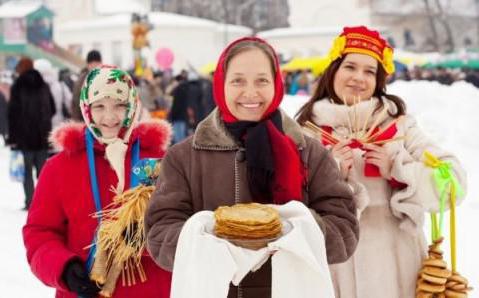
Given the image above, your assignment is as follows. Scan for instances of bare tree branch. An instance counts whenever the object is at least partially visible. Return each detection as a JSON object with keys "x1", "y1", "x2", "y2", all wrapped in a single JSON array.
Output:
[
  {"x1": 434, "y1": 0, "x2": 455, "y2": 52},
  {"x1": 423, "y1": 0, "x2": 440, "y2": 51}
]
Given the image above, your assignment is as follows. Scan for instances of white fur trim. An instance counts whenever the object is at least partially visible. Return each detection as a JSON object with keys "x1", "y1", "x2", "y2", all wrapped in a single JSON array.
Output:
[{"x1": 311, "y1": 97, "x2": 394, "y2": 130}]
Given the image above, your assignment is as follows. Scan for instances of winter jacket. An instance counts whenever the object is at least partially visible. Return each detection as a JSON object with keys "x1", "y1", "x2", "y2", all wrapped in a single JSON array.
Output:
[
  {"x1": 145, "y1": 108, "x2": 359, "y2": 298},
  {"x1": 70, "y1": 68, "x2": 88, "y2": 122},
  {"x1": 7, "y1": 69, "x2": 55, "y2": 150},
  {"x1": 168, "y1": 81, "x2": 192, "y2": 122},
  {"x1": 310, "y1": 98, "x2": 467, "y2": 298},
  {"x1": 48, "y1": 80, "x2": 72, "y2": 129},
  {"x1": 0, "y1": 90, "x2": 7, "y2": 137},
  {"x1": 23, "y1": 120, "x2": 173, "y2": 298}
]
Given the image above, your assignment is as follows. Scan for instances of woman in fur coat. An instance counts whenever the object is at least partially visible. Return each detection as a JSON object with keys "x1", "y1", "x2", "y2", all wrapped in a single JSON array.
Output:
[
  {"x1": 296, "y1": 26, "x2": 467, "y2": 298},
  {"x1": 23, "y1": 65, "x2": 172, "y2": 298}
]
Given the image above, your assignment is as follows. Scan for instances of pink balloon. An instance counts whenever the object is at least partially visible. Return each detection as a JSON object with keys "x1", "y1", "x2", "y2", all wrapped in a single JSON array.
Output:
[{"x1": 155, "y1": 48, "x2": 174, "y2": 70}]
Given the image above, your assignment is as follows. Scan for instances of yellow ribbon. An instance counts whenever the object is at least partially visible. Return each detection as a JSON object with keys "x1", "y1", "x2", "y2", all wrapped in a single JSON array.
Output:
[
  {"x1": 450, "y1": 183, "x2": 457, "y2": 271},
  {"x1": 423, "y1": 151, "x2": 463, "y2": 271}
]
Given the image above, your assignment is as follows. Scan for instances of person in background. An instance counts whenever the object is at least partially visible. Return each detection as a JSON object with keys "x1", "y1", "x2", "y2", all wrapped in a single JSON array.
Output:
[
  {"x1": 23, "y1": 65, "x2": 172, "y2": 298},
  {"x1": 200, "y1": 71, "x2": 215, "y2": 117},
  {"x1": 0, "y1": 73, "x2": 9, "y2": 143},
  {"x1": 59, "y1": 68, "x2": 75, "y2": 91},
  {"x1": 296, "y1": 26, "x2": 467, "y2": 298},
  {"x1": 167, "y1": 74, "x2": 191, "y2": 144},
  {"x1": 71, "y1": 50, "x2": 102, "y2": 121},
  {"x1": 145, "y1": 37, "x2": 359, "y2": 298},
  {"x1": 0, "y1": 70, "x2": 12, "y2": 100},
  {"x1": 137, "y1": 74, "x2": 162, "y2": 112},
  {"x1": 34, "y1": 59, "x2": 73, "y2": 141},
  {"x1": 187, "y1": 71, "x2": 215, "y2": 125},
  {"x1": 0, "y1": 70, "x2": 12, "y2": 143},
  {"x1": 152, "y1": 71, "x2": 171, "y2": 113},
  {"x1": 7, "y1": 56, "x2": 55, "y2": 210},
  {"x1": 0, "y1": 89, "x2": 7, "y2": 144}
]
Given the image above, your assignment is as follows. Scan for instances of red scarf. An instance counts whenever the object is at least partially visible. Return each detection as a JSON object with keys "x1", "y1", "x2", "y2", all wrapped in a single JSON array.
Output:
[{"x1": 213, "y1": 37, "x2": 305, "y2": 204}]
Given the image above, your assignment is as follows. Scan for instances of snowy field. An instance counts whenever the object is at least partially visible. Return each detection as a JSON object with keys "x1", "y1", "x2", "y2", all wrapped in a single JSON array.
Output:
[{"x1": 1, "y1": 80, "x2": 478, "y2": 297}]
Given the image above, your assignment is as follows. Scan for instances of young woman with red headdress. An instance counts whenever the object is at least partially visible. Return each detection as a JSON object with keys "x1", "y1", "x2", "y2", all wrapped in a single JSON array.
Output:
[
  {"x1": 145, "y1": 37, "x2": 359, "y2": 298},
  {"x1": 296, "y1": 26, "x2": 467, "y2": 297}
]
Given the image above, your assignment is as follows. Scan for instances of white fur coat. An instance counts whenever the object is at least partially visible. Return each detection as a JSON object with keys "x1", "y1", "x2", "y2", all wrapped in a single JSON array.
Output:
[{"x1": 309, "y1": 97, "x2": 467, "y2": 298}]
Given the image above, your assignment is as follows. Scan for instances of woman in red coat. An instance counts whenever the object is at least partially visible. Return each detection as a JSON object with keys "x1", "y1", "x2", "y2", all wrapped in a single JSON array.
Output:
[{"x1": 23, "y1": 65, "x2": 172, "y2": 298}]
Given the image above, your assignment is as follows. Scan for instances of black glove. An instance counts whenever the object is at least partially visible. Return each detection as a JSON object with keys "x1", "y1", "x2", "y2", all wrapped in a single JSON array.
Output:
[{"x1": 62, "y1": 259, "x2": 101, "y2": 297}]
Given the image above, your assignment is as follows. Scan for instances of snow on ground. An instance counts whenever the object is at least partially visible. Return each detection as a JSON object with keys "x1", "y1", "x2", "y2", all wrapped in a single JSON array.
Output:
[
  {"x1": 0, "y1": 142, "x2": 54, "y2": 297},
  {"x1": 1, "y1": 80, "x2": 478, "y2": 296}
]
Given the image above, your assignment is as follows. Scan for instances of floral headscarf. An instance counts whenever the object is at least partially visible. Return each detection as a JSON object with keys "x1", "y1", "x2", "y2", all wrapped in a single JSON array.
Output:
[
  {"x1": 80, "y1": 65, "x2": 140, "y2": 144},
  {"x1": 79, "y1": 65, "x2": 141, "y2": 193}
]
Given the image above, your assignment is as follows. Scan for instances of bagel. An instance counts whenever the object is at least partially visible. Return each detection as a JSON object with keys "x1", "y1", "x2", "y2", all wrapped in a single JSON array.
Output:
[
  {"x1": 450, "y1": 283, "x2": 467, "y2": 291},
  {"x1": 444, "y1": 289, "x2": 467, "y2": 298},
  {"x1": 421, "y1": 273, "x2": 447, "y2": 285},
  {"x1": 446, "y1": 281, "x2": 456, "y2": 286},
  {"x1": 418, "y1": 281, "x2": 445, "y2": 293},
  {"x1": 422, "y1": 258, "x2": 447, "y2": 268},
  {"x1": 429, "y1": 247, "x2": 444, "y2": 255},
  {"x1": 423, "y1": 266, "x2": 452, "y2": 278},
  {"x1": 430, "y1": 252, "x2": 444, "y2": 259},
  {"x1": 448, "y1": 274, "x2": 468, "y2": 284},
  {"x1": 416, "y1": 291, "x2": 433, "y2": 298}
]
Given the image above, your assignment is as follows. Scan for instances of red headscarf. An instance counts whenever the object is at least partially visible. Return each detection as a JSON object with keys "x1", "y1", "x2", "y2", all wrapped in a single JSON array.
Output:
[
  {"x1": 213, "y1": 36, "x2": 284, "y2": 123},
  {"x1": 212, "y1": 36, "x2": 304, "y2": 204}
]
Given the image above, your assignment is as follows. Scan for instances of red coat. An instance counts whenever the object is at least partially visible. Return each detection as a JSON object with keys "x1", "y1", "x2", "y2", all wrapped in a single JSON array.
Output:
[{"x1": 23, "y1": 120, "x2": 172, "y2": 298}]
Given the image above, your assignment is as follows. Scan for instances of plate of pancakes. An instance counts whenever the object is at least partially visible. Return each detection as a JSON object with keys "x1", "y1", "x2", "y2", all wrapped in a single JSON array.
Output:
[{"x1": 205, "y1": 203, "x2": 293, "y2": 250}]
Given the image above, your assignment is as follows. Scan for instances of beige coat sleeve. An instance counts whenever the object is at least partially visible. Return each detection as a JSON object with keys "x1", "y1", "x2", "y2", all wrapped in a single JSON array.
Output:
[{"x1": 387, "y1": 115, "x2": 467, "y2": 233}]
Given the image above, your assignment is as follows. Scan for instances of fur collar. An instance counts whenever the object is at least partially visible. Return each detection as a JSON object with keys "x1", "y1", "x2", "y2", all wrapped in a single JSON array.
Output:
[
  {"x1": 50, "y1": 119, "x2": 172, "y2": 154},
  {"x1": 311, "y1": 97, "x2": 397, "y2": 130},
  {"x1": 192, "y1": 108, "x2": 306, "y2": 150}
]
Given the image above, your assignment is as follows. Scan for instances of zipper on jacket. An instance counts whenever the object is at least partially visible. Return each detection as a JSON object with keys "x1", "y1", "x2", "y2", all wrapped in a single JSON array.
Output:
[
  {"x1": 234, "y1": 148, "x2": 245, "y2": 298},
  {"x1": 237, "y1": 285, "x2": 244, "y2": 298},
  {"x1": 234, "y1": 148, "x2": 245, "y2": 204}
]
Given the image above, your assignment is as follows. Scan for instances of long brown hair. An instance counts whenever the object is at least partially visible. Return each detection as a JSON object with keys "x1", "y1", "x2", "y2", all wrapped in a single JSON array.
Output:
[{"x1": 296, "y1": 55, "x2": 406, "y2": 125}]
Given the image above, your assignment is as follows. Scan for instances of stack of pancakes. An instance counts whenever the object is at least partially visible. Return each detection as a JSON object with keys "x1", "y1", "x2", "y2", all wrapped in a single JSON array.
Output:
[{"x1": 214, "y1": 203, "x2": 282, "y2": 240}]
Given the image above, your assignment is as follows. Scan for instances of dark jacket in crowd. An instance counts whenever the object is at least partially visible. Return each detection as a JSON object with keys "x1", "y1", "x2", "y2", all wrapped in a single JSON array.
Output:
[
  {"x1": 169, "y1": 79, "x2": 215, "y2": 126},
  {"x1": 70, "y1": 68, "x2": 88, "y2": 122},
  {"x1": 7, "y1": 69, "x2": 55, "y2": 150},
  {"x1": 0, "y1": 91, "x2": 7, "y2": 138},
  {"x1": 168, "y1": 81, "x2": 191, "y2": 123},
  {"x1": 183, "y1": 80, "x2": 204, "y2": 126},
  {"x1": 198, "y1": 78, "x2": 215, "y2": 121}
]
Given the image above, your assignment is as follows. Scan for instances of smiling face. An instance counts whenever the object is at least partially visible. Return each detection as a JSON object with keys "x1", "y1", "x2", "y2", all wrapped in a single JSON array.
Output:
[
  {"x1": 333, "y1": 53, "x2": 378, "y2": 105},
  {"x1": 224, "y1": 48, "x2": 275, "y2": 122},
  {"x1": 90, "y1": 97, "x2": 128, "y2": 139}
]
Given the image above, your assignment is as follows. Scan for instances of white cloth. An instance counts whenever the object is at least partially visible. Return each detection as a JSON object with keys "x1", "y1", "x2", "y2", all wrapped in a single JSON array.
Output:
[
  {"x1": 104, "y1": 139, "x2": 128, "y2": 193},
  {"x1": 171, "y1": 201, "x2": 335, "y2": 298}
]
